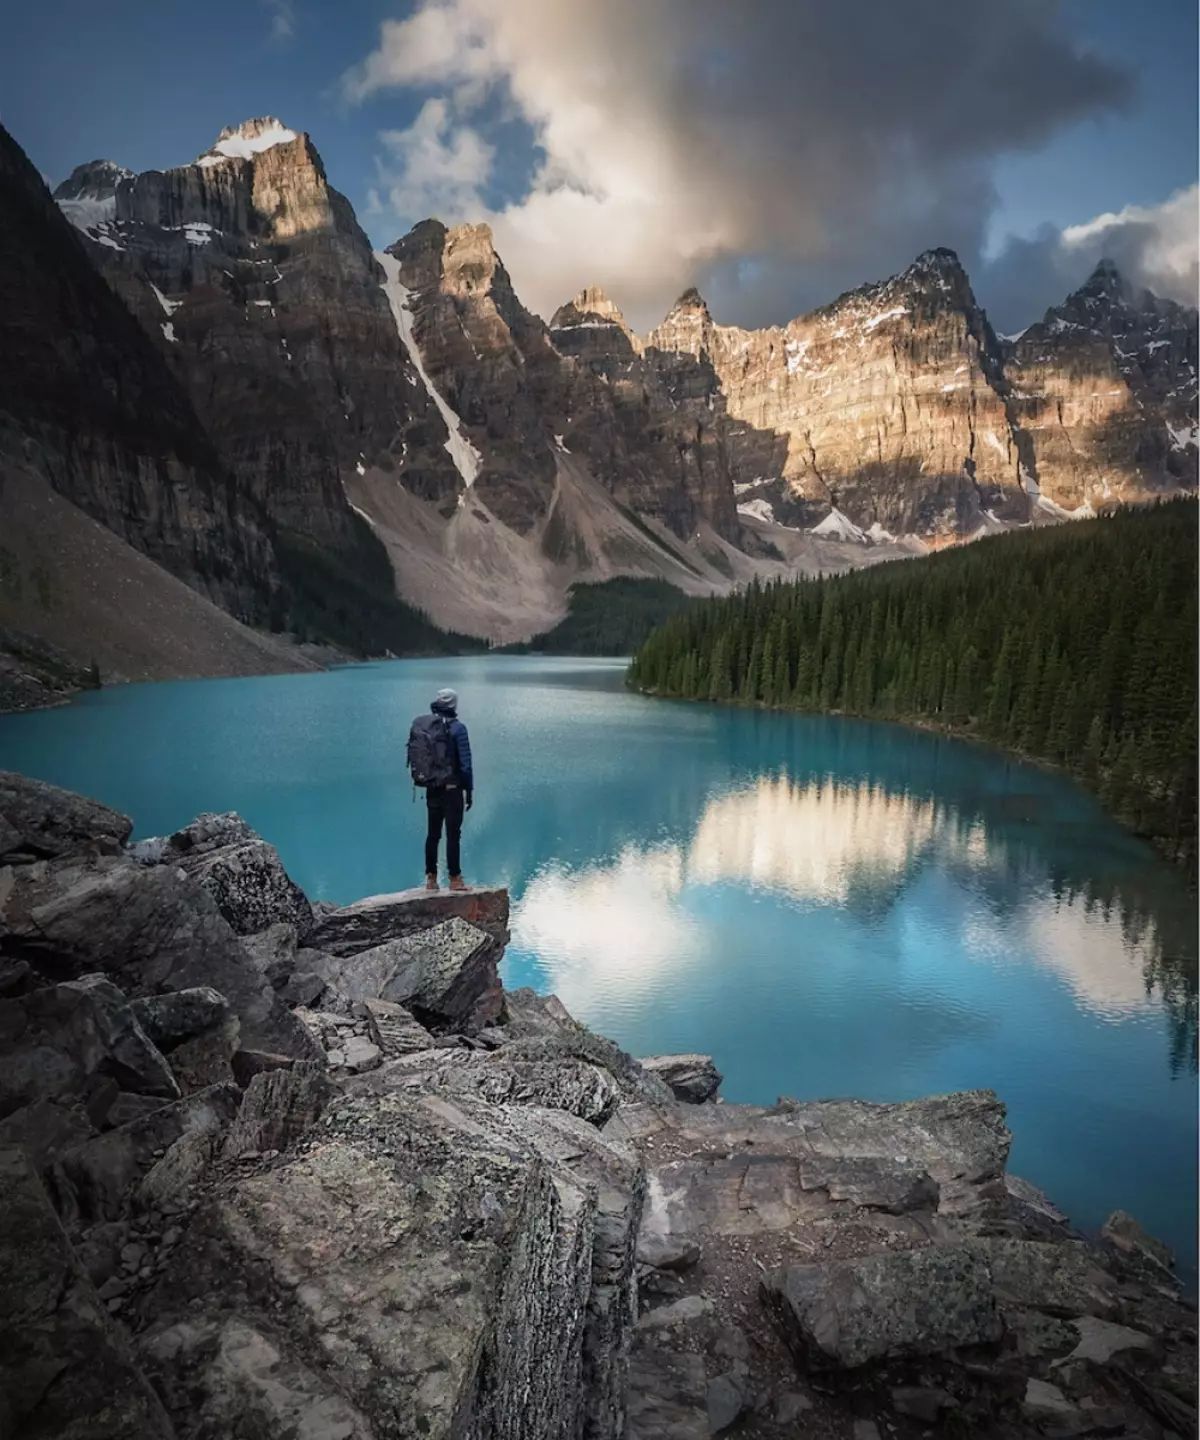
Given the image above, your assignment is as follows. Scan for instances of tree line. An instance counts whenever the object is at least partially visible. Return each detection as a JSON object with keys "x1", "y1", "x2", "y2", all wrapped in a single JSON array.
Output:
[{"x1": 628, "y1": 501, "x2": 1198, "y2": 866}]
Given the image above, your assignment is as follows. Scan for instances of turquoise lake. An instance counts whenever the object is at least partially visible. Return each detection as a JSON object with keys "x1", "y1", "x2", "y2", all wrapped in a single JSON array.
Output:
[{"x1": 1, "y1": 655, "x2": 1195, "y2": 1277}]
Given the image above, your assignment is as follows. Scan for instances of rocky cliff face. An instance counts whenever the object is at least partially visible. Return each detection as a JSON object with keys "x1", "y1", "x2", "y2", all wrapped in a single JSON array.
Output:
[
  {"x1": 54, "y1": 119, "x2": 460, "y2": 558},
  {"x1": 1005, "y1": 259, "x2": 1199, "y2": 514},
  {"x1": 639, "y1": 251, "x2": 1027, "y2": 538},
  {"x1": 559, "y1": 251, "x2": 1196, "y2": 544},
  {"x1": 0, "y1": 124, "x2": 275, "y2": 622},
  {"x1": 32, "y1": 111, "x2": 1196, "y2": 657},
  {"x1": 387, "y1": 224, "x2": 742, "y2": 543}
]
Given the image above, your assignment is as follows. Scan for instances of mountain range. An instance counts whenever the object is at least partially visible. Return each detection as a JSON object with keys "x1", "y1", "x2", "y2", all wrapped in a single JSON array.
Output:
[{"x1": 0, "y1": 116, "x2": 1195, "y2": 690}]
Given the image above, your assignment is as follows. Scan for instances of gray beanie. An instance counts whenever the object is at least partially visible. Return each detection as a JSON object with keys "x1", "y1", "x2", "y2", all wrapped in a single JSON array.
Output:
[{"x1": 433, "y1": 688, "x2": 458, "y2": 712}]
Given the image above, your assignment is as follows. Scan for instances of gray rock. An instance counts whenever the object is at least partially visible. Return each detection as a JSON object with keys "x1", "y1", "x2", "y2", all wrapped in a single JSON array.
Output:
[
  {"x1": 500, "y1": 986, "x2": 579, "y2": 1039},
  {"x1": 640, "y1": 1053, "x2": 723, "y2": 1103},
  {"x1": 0, "y1": 1095, "x2": 95, "y2": 1166},
  {"x1": 222, "y1": 1062, "x2": 333, "y2": 1160},
  {"x1": 0, "y1": 770, "x2": 132, "y2": 862},
  {"x1": 1023, "y1": 1378, "x2": 1078, "y2": 1423},
  {"x1": 352, "y1": 1049, "x2": 623, "y2": 1125},
  {"x1": 341, "y1": 1036, "x2": 381, "y2": 1074},
  {"x1": 3, "y1": 855, "x2": 321, "y2": 1061},
  {"x1": 0, "y1": 973, "x2": 179, "y2": 1118},
  {"x1": 131, "y1": 986, "x2": 230, "y2": 1051},
  {"x1": 240, "y1": 922, "x2": 298, "y2": 981},
  {"x1": 165, "y1": 1018, "x2": 241, "y2": 1094},
  {"x1": 54, "y1": 1083, "x2": 242, "y2": 1225},
  {"x1": 626, "y1": 1347, "x2": 709, "y2": 1439},
  {"x1": 706, "y1": 1369, "x2": 748, "y2": 1433},
  {"x1": 891, "y1": 1385, "x2": 956, "y2": 1421},
  {"x1": 280, "y1": 969, "x2": 325, "y2": 1007},
  {"x1": 361, "y1": 996, "x2": 436, "y2": 1056},
  {"x1": 852, "y1": 1423, "x2": 883, "y2": 1440},
  {"x1": 637, "y1": 1232, "x2": 702, "y2": 1272},
  {"x1": 310, "y1": 917, "x2": 503, "y2": 1033},
  {"x1": 763, "y1": 1244, "x2": 1003, "y2": 1369},
  {"x1": 774, "y1": 1391, "x2": 814, "y2": 1423},
  {"x1": 0, "y1": 1147, "x2": 174, "y2": 1437},
  {"x1": 501, "y1": 1031, "x2": 675, "y2": 1107},
  {"x1": 139, "y1": 1088, "x2": 608, "y2": 1440},
  {"x1": 1101, "y1": 1209, "x2": 1174, "y2": 1272},
  {"x1": 973, "y1": 1237, "x2": 1118, "y2": 1317},
  {"x1": 1062, "y1": 1315, "x2": 1157, "y2": 1365},
  {"x1": 307, "y1": 883, "x2": 510, "y2": 956},
  {"x1": 171, "y1": 825, "x2": 314, "y2": 939},
  {"x1": 637, "y1": 1294, "x2": 714, "y2": 1329}
]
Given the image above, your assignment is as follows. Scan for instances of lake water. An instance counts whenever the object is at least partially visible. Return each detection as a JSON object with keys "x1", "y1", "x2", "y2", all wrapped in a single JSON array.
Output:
[{"x1": 1, "y1": 656, "x2": 1195, "y2": 1277}]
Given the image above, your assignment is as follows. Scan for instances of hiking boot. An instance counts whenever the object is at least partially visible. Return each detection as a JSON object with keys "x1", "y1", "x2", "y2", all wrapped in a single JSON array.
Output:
[
  {"x1": 448, "y1": 875, "x2": 468, "y2": 892},
  {"x1": 425, "y1": 873, "x2": 439, "y2": 891}
]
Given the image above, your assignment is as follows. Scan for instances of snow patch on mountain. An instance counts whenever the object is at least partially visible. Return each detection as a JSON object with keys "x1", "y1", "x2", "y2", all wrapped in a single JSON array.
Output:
[
  {"x1": 738, "y1": 499, "x2": 776, "y2": 524},
  {"x1": 150, "y1": 284, "x2": 181, "y2": 316},
  {"x1": 811, "y1": 507, "x2": 868, "y2": 543},
  {"x1": 376, "y1": 250, "x2": 481, "y2": 488},
  {"x1": 57, "y1": 194, "x2": 116, "y2": 232},
  {"x1": 1167, "y1": 420, "x2": 1198, "y2": 451},
  {"x1": 197, "y1": 119, "x2": 297, "y2": 167},
  {"x1": 864, "y1": 306, "x2": 909, "y2": 331}
]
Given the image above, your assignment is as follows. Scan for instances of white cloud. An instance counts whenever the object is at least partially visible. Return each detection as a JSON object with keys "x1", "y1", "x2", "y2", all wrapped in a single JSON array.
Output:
[
  {"x1": 979, "y1": 185, "x2": 1199, "y2": 331},
  {"x1": 263, "y1": 0, "x2": 295, "y2": 43},
  {"x1": 342, "y1": 0, "x2": 1131, "y2": 328},
  {"x1": 377, "y1": 98, "x2": 494, "y2": 223},
  {"x1": 1061, "y1": 185, "x2": 1199, "y2": 306}
]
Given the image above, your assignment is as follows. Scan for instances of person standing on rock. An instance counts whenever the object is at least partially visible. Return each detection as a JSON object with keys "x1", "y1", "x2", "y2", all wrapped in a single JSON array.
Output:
[{"x1": 407, "y1": 688, "x2": 473, "y2": 891}]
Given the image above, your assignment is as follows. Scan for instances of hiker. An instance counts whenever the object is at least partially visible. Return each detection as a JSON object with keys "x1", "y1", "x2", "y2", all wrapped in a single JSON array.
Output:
[{"x1": 407, "y1": 687, "x2": 473, "y2": 891}]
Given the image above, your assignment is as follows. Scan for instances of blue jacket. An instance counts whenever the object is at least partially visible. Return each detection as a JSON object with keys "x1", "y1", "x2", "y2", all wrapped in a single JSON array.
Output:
[{"x1": 432, "y1": 707, "x2": 473, "y2": 792}]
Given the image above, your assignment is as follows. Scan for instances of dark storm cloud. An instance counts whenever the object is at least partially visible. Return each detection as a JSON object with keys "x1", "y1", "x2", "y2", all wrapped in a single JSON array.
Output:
[{"x1": 346, "y1": 0, "x2": 1135, "y2": 327}]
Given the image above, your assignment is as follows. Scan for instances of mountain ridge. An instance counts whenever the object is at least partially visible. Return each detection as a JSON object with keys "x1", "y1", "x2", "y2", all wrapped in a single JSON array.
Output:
[{"x1": 2, "y1": 113, "x2": 1191, "y2": 669}]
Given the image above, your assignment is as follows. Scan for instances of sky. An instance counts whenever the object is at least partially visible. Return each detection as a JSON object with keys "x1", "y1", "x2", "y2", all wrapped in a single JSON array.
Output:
[{"x1": 2, "y1": 0, "x2": 1196, "y2": 332}]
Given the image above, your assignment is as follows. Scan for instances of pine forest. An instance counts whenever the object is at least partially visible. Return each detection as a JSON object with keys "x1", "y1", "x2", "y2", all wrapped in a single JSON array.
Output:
[{"x1": 628, "y1": 501, "x2": 1198, "y2": 866}]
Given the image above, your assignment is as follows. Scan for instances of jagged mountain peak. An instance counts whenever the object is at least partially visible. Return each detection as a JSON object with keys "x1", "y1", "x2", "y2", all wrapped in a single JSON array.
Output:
[
  {"x1": 53, "y1": 159, "x2": 132, "y2": 202},
  {"x1": 196, "y1": 117, "x2": 299, "y2": 168},
  {"x1": 668, "y1": 286, "x2": 710, "y2": 315},
  {"x1": 549, "y1": 284, "x2": 630, "y2": 333}
]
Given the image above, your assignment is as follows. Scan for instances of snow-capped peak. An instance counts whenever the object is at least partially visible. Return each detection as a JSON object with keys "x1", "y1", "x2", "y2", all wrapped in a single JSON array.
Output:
[{"x1": 196, "y1": 118, "x2": 298, "y2": 168}]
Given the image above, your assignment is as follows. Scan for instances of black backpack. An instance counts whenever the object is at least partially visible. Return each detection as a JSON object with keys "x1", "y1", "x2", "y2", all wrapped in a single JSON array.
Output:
[{"x1": 407, "y1": 713, "x2": 456, "y2": 788}]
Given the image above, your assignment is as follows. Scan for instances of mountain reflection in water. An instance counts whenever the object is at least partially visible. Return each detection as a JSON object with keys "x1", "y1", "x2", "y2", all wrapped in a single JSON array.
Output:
[{"x1": 515, "y1": 772, "x2": 1197, "y2": 1075}]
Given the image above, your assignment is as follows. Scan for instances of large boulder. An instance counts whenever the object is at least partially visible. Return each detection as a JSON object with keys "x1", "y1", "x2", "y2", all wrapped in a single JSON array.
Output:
[
  {"x1": 639, "y1": 1053, "x2": 723, "y2": 1103},
  {"x1": 0, "y1": 1147, "x2": 174, "y2": 1438},
  {"x1": 53, "y1": 1082, "x2": 243, "y2": 1226},
  {"x1": 0, "y1": 973, "x2": 179, "y2": 1123},
  {"x1": 135, "y1": 1089, "x2": 612, "y2": 1439},
  {"x1": 350, "y1": 1049, "x2": 623, "y2": 1126},
  {"x1": 763, "y1": 1244, "x2": 1004, "y2": 1369},
  {"x1": 131, "y1": 987, "x2": 231, "y2": 1052},
  {"x1": 309, "y1": 916, "x2": 503, "y2": 1033},
  {"x1": 307, "y1": 884, "x2": 510, "y2": 956},
  {"x1": 0, "y1": 770, "x2": 132, "y2": 863},
  {"x1": 159, "y1": 812, "x2": 314, "y2": 938},
  {"x1": 2, "y1": 855, "x2": 321, "y2": 1061}
]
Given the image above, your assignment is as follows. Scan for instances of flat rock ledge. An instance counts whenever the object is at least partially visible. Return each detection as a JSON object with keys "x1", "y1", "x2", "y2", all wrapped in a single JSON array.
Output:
[{"x1": 0, "y1": 770, "x2": 1196, "y2": 1440}]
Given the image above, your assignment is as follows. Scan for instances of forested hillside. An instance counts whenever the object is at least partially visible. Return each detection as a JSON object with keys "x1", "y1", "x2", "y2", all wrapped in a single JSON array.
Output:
[
  {"x1": 629, "y1": 502, "x2": 1198, "y2": 864},
  {"x1": 507, "y1": 579, "x2": 693, "y2": 655}
]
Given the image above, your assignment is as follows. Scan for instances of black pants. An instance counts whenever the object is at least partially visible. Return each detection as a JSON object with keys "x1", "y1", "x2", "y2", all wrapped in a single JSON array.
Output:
[{"x1": 425, "y1": 786, "x2": 464, "y2": 878}]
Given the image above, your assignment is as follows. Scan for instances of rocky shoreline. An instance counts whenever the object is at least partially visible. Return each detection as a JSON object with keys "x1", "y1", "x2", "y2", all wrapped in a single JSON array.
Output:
[{"x1": 0, "y1": 769, "x2": 1195, "y2": 1439}]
